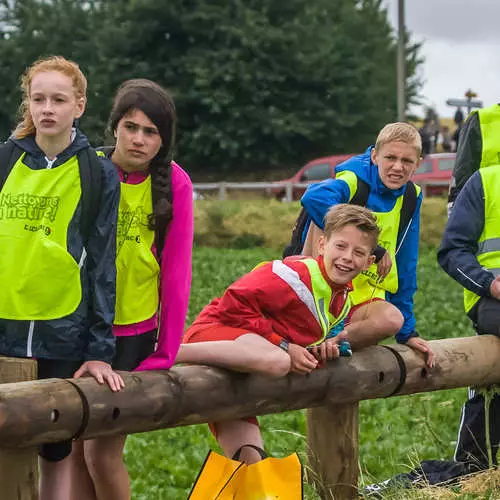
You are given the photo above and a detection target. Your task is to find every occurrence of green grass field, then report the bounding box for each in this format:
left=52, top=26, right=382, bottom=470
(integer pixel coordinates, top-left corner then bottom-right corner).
left=123, top=244, right=482, bottom=499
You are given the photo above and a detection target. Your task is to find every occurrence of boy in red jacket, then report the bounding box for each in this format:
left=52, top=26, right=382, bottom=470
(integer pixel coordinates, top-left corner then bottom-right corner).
left=176, top=204, right=380, bottom=464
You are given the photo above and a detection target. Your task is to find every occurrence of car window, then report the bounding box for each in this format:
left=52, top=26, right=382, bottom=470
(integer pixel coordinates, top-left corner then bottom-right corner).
left=301, top=163, right=331, bottom=181
left=415, top=160, right=432, bottom=174
left=438, top=158, right=455, bottom=171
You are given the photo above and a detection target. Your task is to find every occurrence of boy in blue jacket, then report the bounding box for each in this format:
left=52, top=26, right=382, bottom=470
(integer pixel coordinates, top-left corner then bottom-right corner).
left=301, top=122, right=434, bottom=365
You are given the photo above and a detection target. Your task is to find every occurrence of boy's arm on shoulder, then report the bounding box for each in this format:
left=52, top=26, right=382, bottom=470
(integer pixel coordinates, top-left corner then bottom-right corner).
left=390, top=193, right=422, bottom=342
left=84, top=158, right=120, bottom=362
left=302, top=221, right=323, bottom=258
left=301, top=175, right=353, bottom=230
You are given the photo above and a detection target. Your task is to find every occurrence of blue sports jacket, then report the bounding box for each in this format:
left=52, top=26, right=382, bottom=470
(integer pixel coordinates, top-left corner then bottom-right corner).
left=301, top=147, right=422, bottom=343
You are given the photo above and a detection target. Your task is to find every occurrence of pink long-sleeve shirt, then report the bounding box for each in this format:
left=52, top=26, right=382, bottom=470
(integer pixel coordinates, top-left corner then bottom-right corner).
left=113, top=161, right=194, bottom=371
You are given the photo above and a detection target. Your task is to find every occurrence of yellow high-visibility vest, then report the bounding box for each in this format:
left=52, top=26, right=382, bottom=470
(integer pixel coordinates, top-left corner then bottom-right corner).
left=477, top=104, right=500, bottom=169
left=464, top=165, right=500, bottom=312
left=337, top=170, right=421, bottom=305
left=271, top=258, right=350, bottom=346
left=0, top=153, right=82, bottom=319
left=114, top=176, right=160, bottom=325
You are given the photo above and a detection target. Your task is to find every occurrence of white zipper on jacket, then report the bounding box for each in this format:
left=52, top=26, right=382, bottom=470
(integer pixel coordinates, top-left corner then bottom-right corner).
left=26, top=321, right=35, bottom=357
left=44, top=156, right=57, bottom=169
left=79, top=248, right=87, bottom=268
left=25, top=155, right=59, bottom=356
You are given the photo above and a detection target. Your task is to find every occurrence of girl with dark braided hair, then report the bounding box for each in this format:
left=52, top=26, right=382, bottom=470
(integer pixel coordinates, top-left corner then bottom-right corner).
left=70, top=79, right=194, bottom=500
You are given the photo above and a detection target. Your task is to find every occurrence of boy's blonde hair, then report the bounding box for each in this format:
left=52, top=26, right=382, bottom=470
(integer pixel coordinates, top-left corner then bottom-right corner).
left=324, top=204, right=380, bottom=251
left=375, top=122, right=422, bottom=158
left=13, top=55, right=87, bottom=139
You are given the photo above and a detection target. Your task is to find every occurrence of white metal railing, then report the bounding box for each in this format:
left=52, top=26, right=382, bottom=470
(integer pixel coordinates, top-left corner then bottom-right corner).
left=193, top=180, right=450, bottom=202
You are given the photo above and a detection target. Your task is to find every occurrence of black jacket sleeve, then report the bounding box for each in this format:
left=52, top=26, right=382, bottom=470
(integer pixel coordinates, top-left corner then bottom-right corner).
left=438, top=171, right=495, bottom=297
left=84, top=158, right=120, bottom=362
left=448, top=112, right=482, bottom=206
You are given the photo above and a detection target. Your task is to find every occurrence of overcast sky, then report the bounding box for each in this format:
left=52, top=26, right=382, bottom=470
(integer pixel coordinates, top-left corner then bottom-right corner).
left=382, top=0, right=499, bottom=118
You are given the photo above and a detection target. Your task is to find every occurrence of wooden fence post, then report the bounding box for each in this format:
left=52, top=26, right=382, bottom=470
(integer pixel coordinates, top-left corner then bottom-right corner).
left=306, top=403, right=359, bottom=499
left=0, top=357, right=38, bottom=500
left=219, top=182, right=227, bottom=200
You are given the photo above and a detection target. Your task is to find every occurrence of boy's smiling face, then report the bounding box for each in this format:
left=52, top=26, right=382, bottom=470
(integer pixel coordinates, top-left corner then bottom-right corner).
left=318, top=225, right=376, bottom=284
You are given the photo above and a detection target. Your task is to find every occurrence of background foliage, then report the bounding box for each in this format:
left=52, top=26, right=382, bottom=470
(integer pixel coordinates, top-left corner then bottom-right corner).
left=0, top=0, right=422, bottom=174
left=193, top=196, right=449, bottom=250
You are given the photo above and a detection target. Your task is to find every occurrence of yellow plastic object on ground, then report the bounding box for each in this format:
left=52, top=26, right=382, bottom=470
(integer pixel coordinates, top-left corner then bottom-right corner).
left=188, top=446, right=303, bottom=499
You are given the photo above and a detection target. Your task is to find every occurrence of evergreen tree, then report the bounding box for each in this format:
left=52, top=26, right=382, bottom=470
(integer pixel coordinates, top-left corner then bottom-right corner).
left=0, top=0, right=423, bottom=174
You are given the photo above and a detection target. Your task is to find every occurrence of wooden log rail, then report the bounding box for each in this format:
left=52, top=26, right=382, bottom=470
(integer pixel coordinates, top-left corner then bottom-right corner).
left=1, top=335, right=500, bottom=499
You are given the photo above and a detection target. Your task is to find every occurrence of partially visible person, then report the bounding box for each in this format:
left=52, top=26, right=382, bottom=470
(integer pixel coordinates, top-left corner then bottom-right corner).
left=363, top=116, right=500, bottom=495
left=448, top=103, right=500, bottom=212
left=452, top=107, right=465, bottom=152
left=0, top=56, right=123, bottom=500
left=439, top=164, right=500, bottom=470
left=419, top=119, right=432, bottom=157
left=176, top=204, right=380, bottom=464
left=441, top=125, right=452, bottom=152
left=69, top=79, right=193, bottom=500
left=300, top=123, right=434, bottom=365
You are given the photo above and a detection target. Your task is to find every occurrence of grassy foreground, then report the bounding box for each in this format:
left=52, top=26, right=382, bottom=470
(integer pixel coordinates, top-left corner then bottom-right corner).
left=123, top=241, right=487, bottom=499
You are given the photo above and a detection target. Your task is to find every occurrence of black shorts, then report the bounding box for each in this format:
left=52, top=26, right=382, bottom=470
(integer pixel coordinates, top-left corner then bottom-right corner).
left=37, top=358, right=82, bottom=462
left=37, top=331, right=156, bottom=460
left=112, top=329, right=157, bottom=371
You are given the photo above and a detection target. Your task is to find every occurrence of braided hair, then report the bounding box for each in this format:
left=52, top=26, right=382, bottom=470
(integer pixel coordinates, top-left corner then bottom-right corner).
left=109, top=79, right=176, bottom=249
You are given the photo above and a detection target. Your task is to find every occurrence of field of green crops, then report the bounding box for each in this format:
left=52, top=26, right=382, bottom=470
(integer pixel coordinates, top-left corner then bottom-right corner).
left=123, top=241, right=487, bottom=499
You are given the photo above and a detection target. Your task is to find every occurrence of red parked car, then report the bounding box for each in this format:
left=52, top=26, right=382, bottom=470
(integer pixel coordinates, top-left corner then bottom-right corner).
left=411, top=152, right=456, bottom=196
left=270, top=154, right=355, bottom=201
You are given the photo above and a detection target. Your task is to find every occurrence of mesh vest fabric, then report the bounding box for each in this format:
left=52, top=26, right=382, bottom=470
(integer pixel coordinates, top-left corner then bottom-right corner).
left=0, top=154, right=82, bottom=319
left=478, top=105, right=500, bottom=169
left=464, top=165, right=500, bottom=312
left=115, top=176, right=160, bottom=325
left=272, top=258, right=350, bottom=346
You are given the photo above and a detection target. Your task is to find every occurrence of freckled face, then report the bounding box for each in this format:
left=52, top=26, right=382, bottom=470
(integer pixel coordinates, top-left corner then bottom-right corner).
left=29, top=71, right=85, bottom=141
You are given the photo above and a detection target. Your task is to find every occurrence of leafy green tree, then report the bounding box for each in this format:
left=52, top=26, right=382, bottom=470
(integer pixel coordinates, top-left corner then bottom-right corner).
left=0, top=0, right=423, bottom=175
left=0, top=0, right=104, bottom=139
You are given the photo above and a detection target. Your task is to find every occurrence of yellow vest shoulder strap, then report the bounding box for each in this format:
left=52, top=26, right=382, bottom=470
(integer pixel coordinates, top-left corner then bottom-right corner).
left=477, top=105, right=500, bottom=168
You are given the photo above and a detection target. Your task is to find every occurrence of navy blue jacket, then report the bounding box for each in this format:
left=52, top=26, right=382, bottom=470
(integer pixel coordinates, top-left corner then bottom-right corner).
left=438, top=170, right=495, bottom=298
left=301, top=147, right=422, bottom=343
left=0, top=131, right=120, bottom=362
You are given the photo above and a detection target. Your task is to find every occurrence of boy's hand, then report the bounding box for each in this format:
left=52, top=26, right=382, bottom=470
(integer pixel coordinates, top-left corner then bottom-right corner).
left=309, top=339, right=341, bottom=363
left=490, top=276, right=500, bottom=300
left=73, top=361, right=125, bottom=392
left=376, top=251, right=392, bottom=280
left=288, top=343, right=318, bottom=375
left=406, top=337, right=435, bottom=369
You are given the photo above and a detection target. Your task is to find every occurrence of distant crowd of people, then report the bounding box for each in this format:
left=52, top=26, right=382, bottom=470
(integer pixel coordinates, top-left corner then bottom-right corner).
left=418, top=107, right=464, bottom=156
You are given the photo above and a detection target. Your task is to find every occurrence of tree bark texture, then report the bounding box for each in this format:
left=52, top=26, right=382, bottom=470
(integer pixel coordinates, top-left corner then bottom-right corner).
left=307, top=403, right=359, bottom=499
left=0, top=336, right=499, bottom=448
